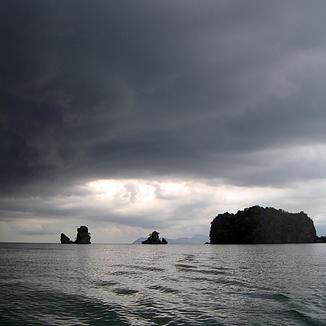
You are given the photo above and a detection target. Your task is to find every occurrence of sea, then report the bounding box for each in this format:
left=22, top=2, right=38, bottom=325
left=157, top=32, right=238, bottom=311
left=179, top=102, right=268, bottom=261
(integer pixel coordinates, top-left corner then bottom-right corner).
left=1, top=243, right=326, bottom=325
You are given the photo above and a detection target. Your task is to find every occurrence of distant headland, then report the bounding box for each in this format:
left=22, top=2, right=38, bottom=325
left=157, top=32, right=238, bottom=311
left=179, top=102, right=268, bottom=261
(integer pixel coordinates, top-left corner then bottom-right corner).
left=209, top=206, right=319, bottom=244
left=60, top=226, right=91, bottom=244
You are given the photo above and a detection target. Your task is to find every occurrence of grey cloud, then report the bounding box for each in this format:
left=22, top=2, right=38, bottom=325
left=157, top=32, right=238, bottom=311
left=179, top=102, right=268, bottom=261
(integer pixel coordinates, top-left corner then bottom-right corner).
left=2, top=2, right=326, bottom=190
left=15, top=224, right=60, bottom=236
left=0, top=195, right=169, bottom=229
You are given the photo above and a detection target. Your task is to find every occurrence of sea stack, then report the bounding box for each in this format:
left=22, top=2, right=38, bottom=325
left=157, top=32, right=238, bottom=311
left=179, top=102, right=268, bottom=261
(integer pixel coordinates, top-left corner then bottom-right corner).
left=210, top=206, right=317, bottom=244
left=60, top=226, right=91, bottom=244
left=75, top=226, right=91, bottom=244
left=142, top=231, right=168, bottom=244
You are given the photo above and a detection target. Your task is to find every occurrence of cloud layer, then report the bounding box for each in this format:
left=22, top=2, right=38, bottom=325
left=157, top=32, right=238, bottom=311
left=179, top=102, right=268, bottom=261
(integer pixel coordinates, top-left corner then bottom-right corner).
left=2, top=1, right=326, bottom=241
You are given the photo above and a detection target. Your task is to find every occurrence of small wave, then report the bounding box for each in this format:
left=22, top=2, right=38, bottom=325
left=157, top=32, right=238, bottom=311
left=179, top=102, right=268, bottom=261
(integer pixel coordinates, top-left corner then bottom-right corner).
left=129, top=265, right=165, bottom=272
left=175, top=263, right=198, bottom=273
left=213, top=277, right=251, bottom=288
left=94, top=280, right=119, bottom=287
left=285, top=308, right=324, bottom=325
left=178, top=254, right=198, bottom=263
left=266, top=293, right=290, bottom=302
left=112, top=264, right=164, bottom=272
left=184, top=276, right=216, bottom=283
left=111, top=271, right=140, bottom=276
left=199, top=264, right=231, bottom=271
left=113, top=288, right=139, bottom=295
left=175, top=264, right=229, bottom=277
left=148, top=285, right=180, bottom=294
left=175, top=263, right=197, bottom=269
left=199, top=269, right=227, bottom=276
left=245, top=292, right=290, bottom=302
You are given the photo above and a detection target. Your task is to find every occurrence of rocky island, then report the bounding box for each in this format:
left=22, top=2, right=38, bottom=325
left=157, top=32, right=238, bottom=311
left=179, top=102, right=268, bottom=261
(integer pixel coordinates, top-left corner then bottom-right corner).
left=60, top=226, right=91, bottom=244
left=210, top=206, right=317, bottom=244
left=142, top=231, right=168, bottom=244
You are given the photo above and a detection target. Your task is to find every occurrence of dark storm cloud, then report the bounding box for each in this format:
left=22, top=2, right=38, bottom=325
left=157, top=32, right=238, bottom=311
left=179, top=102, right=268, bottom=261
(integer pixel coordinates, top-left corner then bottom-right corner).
left=2, top=0, right=326, bottom=194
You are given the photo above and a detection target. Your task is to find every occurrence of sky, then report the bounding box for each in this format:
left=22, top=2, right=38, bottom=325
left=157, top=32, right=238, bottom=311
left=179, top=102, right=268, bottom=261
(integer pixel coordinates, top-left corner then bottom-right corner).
left=2, top=0, right=326, bottom=242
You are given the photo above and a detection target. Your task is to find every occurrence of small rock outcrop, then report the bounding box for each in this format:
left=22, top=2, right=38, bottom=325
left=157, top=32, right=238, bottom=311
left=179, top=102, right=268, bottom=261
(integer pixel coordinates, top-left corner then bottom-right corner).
left=60, top=226, right=91, bottom=244
left=60, top=233, right=74, bottom=244
left=210, top=206, right=317, bottom=244
left=142, top=231, right=168, bottom=244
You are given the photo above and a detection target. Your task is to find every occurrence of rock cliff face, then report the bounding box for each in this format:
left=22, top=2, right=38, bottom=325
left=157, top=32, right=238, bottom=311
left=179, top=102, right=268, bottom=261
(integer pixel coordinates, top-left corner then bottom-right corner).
left=317, top=236, right=326, bottom=243
left=142, top=231, right=168, bottom=244
left=75, top=226, right=91, bottom=244
left=60, top=233, right=74, bottom=244
left=210, top=206, right=317, bottom=244
left=60, top=226, right=91, bottom=244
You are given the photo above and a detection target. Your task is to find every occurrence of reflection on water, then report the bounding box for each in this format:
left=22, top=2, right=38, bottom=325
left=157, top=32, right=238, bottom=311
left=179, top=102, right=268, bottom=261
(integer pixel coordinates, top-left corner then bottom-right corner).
left=1, top=243, right=326, bottom=325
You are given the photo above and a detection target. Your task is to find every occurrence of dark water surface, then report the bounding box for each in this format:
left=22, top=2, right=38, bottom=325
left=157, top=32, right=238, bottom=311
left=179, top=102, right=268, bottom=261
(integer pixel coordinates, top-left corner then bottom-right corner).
left=1, top=243, right=326, bottom=325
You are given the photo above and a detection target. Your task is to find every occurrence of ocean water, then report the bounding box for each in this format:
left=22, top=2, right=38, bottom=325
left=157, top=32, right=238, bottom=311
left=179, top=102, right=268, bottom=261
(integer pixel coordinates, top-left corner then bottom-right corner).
left=1, top=243, right=326, bottom=325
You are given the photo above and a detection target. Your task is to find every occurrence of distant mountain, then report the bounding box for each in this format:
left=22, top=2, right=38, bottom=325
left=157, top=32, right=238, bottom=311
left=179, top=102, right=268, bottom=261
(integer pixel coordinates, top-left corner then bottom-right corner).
left=133, top=234, right=208, bottom=244
left=133, top=237, right=147, bottom=244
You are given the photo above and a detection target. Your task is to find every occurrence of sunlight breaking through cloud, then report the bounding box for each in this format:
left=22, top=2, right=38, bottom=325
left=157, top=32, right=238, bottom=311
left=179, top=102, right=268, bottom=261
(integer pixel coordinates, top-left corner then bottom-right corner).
left=2, top=175, right=326, bottom=242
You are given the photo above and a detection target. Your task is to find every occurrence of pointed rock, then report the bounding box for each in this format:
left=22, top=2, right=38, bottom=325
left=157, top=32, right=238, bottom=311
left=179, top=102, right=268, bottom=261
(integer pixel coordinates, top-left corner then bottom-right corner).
left=142, top=231, right=168, bottom=244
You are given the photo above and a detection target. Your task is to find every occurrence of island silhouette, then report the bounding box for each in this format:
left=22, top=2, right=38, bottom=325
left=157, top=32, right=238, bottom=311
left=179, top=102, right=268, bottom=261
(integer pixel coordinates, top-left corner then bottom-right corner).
left=209, top=206, right=318, bottom=244
left=60, top=226, right=91, bottom=244
left=142, top=231, right=168, bottom=244
left=59, top=207, right=326, bottom=244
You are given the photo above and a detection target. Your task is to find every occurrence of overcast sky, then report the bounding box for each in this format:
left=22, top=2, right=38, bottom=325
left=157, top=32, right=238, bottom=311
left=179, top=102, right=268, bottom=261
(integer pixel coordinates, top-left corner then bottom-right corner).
left=2, top=1, right=326, bottom=242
